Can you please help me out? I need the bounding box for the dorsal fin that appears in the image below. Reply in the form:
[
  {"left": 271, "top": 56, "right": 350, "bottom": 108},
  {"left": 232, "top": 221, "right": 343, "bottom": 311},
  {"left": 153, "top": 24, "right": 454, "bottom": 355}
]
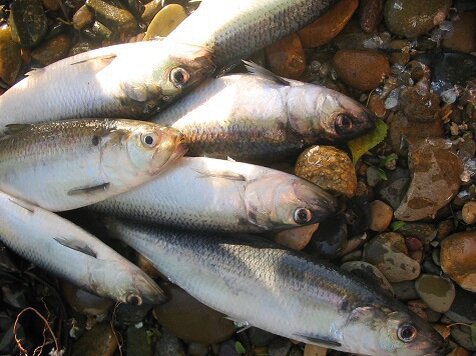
[
  {"left": 67, "top": 182, "right": 110, "bottom": 196},
  {"left": 293, "top": 333, "right": 342, "bottom": 347},
  {"left": 242, "top": 60, "right": 291, "bottom": 86}
]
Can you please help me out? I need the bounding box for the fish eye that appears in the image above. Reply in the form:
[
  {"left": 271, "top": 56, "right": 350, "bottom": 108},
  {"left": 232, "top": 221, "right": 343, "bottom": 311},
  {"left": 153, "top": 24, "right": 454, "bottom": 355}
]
[
  {"left": 170, "top": 67, "right": 190, "bottom": 88},
  {"left": 397, "top": 323, "right": 417, "bottom": 343},
  {"left": 335, "top": 114, "right": 354, "bottom": 135},
  {"left": 126, "top": 294, "right": 143, "bottom": 305},
  {"left": 293, "top": 208, "right": 313, "bottom": 225},
  {"left": 141, "top": 132, "right": 160, "bottom": 148}
]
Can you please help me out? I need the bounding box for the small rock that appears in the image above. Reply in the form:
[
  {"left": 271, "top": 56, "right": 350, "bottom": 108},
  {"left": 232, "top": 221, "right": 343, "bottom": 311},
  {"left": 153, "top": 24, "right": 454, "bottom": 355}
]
[
  {"left": 307, "top": 214, "right": 347, "bottom": 259},
  {"left": 31, "top": 33, "right": 71, "bottom": 66},
  {"left": 247, "top": 328, "right": 275, "bottom": 347},
  {"left": 399, "top": 86, "right": 441, "bottom": 122},
  {"left": 143, "top": 4, "right": 187, "bottom": 40},
  {"left": 397, "top": 223, "right": 437, "bottom": 245},
  {"left": 392, "top": 281, "right": 419, "bottom": 301},
  {"left": 369, "top": 200, "right": 393, "bottom": 232},
  {"left": 41, "top": 0, "right": 60, "bottom": 11},
  {"left": 71, "top": 323, "right": 118, "bottom": 356},
  {"left": 450, "top": 325, "right": 476, "bottom": 352},
  {"left": 86, "top": 0, "right": 137, "bottom": 33},
  {"left": 61, "top": 280, "right": 113, "bottom": 316},
  {"left": 265, "top": 33, "right": 306, "bottom": 80},
  {"left": 0, "top": 25, "right": 22, "bottom": 86},
  {"left": 303, "top": 344, "right": 327, "bottom": 356},
  {"left": 9, "top": 0, "right": 48, "bottom": 48},
  {"left": 441, "top": 231, "right": 476, "bottom": 292},
  {"left": 448, "top": 347, "right": 470, "bottom": 356},
  {"left": 443, "top": 11, "right": 476, "bottom": 53},
  {"left": 333, "top": 49, "right": 390, "bottom": 91},
  {"left": 375, "top": 168, "right": 411, "bottom": 210},
  {"left": 383, "top": 0, "right": 452, "bottom": 38},
  {"left": 73, "top": 5, "right": 95, "bottom": 30},
  {"left": 395, "top": 139, "right": 464, "bottom": 221},
  {"left": 218, "top": 340, "right": 239, "bottom": 356},
  {"left": 274, "top": 223, "right": 319, "bottom": 251},
  {"left": 405, "top": 237, "right": 424, "bottom": 263},
  {"left": 461, "top": 201, "right": 476, "bottom": 224},
  {"left": 188, "top": 342, "right": 209, "bottom": 356},
  {"left": 295, "top": 145, "right": 357, "bottom": 198},
  {"left": 268, "top": 337, "right": 292, "bottom": 356},
  {"left": 142, "top": 0, "right": 162, "bottom": 24},
  {"left": 68, "top": 40, "right": 96, "bottom": 56},
  {"left": 341, "top": 261, "right": 394, "bottom": 296},
  {"left": 388, "top": 40, "right": 410, "bottom": 66},
  {"left": 297, "top": 0, "right": 358, "bottom": 48},
  {"left": 359, "top": 0, "right": 383, "bottom": 33},
  {"left": 368, "top": 92, "right": 386, "bottom": 118},
  {"left": 445, "top": 286, "right": 476, "bottom": 324},
  {"left": 415, "top": 274, "right": 455, "bottom": 313},
  {"left": 153, "top": 283, "right": 235, "bottom": 344},
  {"left": 156, "top": 328, "right": 186, "bottom": 356},
  {"left": 127, "top": 326, "right": 152, "bottom": 356},
  {"left": 436, "top": 219, "right": 454, "bottom": 241},
  {"left": 114, "top": 303, "right": 153, "bottom": 327},
  {"left": 363, "top": 232, "right": 421, "bottom": 282}
]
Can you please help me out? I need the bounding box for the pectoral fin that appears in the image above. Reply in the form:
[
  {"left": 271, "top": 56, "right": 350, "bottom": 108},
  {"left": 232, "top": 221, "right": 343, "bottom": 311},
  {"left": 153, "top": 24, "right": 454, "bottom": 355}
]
[
  {"left": 193, "top": 169, "right": 246, "bottom": 182},
  {"left": 242, "top": 60, "right": 291, "bottom": 86},
  {"left": 67, "top": 182, "right": 110, "bottom": 196},
  {"left": 53, "top": 236, "right": 97, "bottom": 258},
  {"left": 293, "top": 333, "right": 341, "bottom": 347},
  {"left": 70, "top": 54, "right": 117, "bottom": 69}
]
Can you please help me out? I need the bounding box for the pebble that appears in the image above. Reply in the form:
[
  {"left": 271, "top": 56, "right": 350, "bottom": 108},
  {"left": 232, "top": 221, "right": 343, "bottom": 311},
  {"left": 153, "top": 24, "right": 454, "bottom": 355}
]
[
  {"left": 415, "top": 274, "right": 455, "bottom": 313},
  {"left": 41, "top": 0, "right": 60, "bottom": 11},
  {"left": 265, "top": 33, "right": 306, "bottom": 80},
  {"left": 359, "top": 0, "right": 383, "bottom": 33},
  {"left": 303, "top": 344, "right": 327, "bottom": 356},
  {"left": 448, "top": 347, "right": 470, "bottom": 356},
  {"left": 440, "top": 231, "right": 476, "bottom": 292},
  {"left": 442, "top": 11, "right": 476, "bottom": 53},
  {"left": 268, "top": 338, "right": 292, "bottom": 356},
  {"left": 83, "top": 21, "right": 113, "bottom": 42},
  {"left": 375, "top": 168, "right": 410, "bottom": 210},
  {"left": 153, "top": 283, "right": 235, "bottom": 344},
  {"left": 71, "top": 323, "right": 117, "bottom": 356},
  {"left": 450, "top": 325, "right": 476, "bottom": 352},
  {"left": 341, "top": 261, "right": 394, "bottom": 296},
  {"left": 397, "top": 223, "right": 437, "bottom": 245},
  {"left": 368, "top": 200, "right": 393, "bottom": 232},
  {"left": 368, "top": 92, "right": 386, "bottom": 118},
  {"left": 295, "top": 145, "right": 357, "bottom": 198},
  {"left": 144, "top": 4, "right": 187, "bottom": 40},
  {"left": 73, "top": 5, "right": 95, "bottom": 30},
  {"left": 86, "top": 0, "right": 137, "bottom": 33},
  {"left": 114, "top": 303, "right": 153, "bottom": 327},
  {"left": 395, "top": 139, "right": 464, "bottom": 221},
  {"left": 445, "top": 286, "right": 476, "bottom": 324},
  {"left": 405, "top": 236, "right": 424, "bottom": 263},
  {"left": 333, "top": 49, "right": 390, "bottom": 91},
  {"left": 0, "top": 25, "right": 22, "bottom": 86},
  {"left": 156, "top": 328, "right": 186, "bottom": 356},
  {"left": 461, "top": 201, "right": 476, "bottom": 224},
  {"left": 9, "top": 0, "right": 48, "bottom": 48},
  {"left": 31, "top": 34, "right": 72, "bottom": 66},
  {"left": 61, "top": 280, "right": 113, "bottom": 316},
  {"left": 247, "top": 328, "right": 275, "bottom": 347},
  {"left": 142, "top": 0, "right": 162, "bottom": 24},
  {"left": 127, "top": 326, "right": 152, "bottom": 356},
  {"left": 297, "top": 0, "right": 358, "bottom": 48},
  {"left": 188, "top": 342, "right": 209, "bottom": 356},
  {"left": 68, "top": 40, "right": 96, "bottom": 56},
  {"left": 391, "top": 280, "right": 419, "bottom": 301},
  {"left": 308, "top": 214, "right": 347, "bottom": 259},
  {"left": 399, "top": 86, "right": 441, "bottom": 122},
  {"left": 363, "top": 232, "right": 421, "bottom": 283},
  {"left": 274, "top": 223, "right": 319, "bottom": 251},
  {"left": 218, "top": 340, "right": 239, "bottom": 356},
  {"left": 388, "top": 40, "right": 410, "bottom": 66},
  {"left": 383, "top": 0, "right": 452, "bottom": 38}
]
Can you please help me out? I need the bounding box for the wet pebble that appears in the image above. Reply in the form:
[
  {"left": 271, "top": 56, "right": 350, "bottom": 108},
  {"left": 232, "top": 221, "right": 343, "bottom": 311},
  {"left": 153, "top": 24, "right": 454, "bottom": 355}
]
[
  {"left": 297, "top": 0, "right": 358, "bottom": 48},
  {"left": 82, "top": 21, "right": 113, "bottom": 42},
  {"left": 450, "top": 325, "right": 476, "bottom": 352},
  {"left": 368, "top": 92, "right": 386, "bottom": 118},
  {"left": 383, "top": 0, "right": 452, "bottom": 38},
  {"left": 341, "top": 261, "right": 394, "bottom": 296},
  {"left": 333, "top": 49, "right": 390, "bottom": 91},
  {"left": 445, "top": 286, "right": 476, "bottom": 324},
  {"left": 156, "top": 328, "right": 186, "bottom": 356},
  {"left": 274, "top": 223, "right": 319, "bottom": 251},
  {"left": 144, "top": 4, "right": 187, "bottom": 40},
  {"left": 71, "top": 323, "right": 118, "bottom": 356},
  {"left": 303, "top": 344, "right": 327, "bottom": 356},
  {"left": 308, "top": 214, "right": 347, "bottom": 259},
  {"left": 359, "top": 0, "right": 383, "bottom": 33},
  {"left": 142, "top": 0, "right": 162, "bottom": 24},
  {"left": 440, "top": 231, "right": 476, "bottom": 292},
  {"left": 461, "top": 200, "right": 476, "bottom": 224},
  {"left": 86, "top": 0, "right": 137, "bottom": 33},
  {"left": 375, "top": 168, "right": 410, "bottom": 210},
  {"left": 73, "top": 5, "right": 95, "bottom": 30},
  {"left": 0, "top": 25, "right": 22, "bottom": 86},
  {"left": 397, "top": 222, "right": 437, "bottom": 245},
  {"left": 9, "top": 0, "right": 48, "bottom": 48},
  {"left": 61, "top": 280, "right": 113, "bottom": 316},
  {"left": 153, "top": 283, "right": 235, "bottom": 344},
  {"left": 415, "top": 274, "right": 455, "bottom": 313},
  {"left": 442, "top": 11, "right": 476, "bottom": 53},
  {"left": 369, "top": 200, "right": 393, "bottom": 232},
  {"left": 265, "top": 33, "right": 306, "bottom": 80},
  {"left": 391, "top": 280, "right": 419, "bottom": 301},
  {"left": 295, "top": 145, "right": 357, "bottom": 198},
  {"left": 363, "top": 232, "right": 421, "bottom": 282},
  {"left": 31, "top": 33, "right": 71, "bottom": 66},
  {"left": 399, "top": 86, "right": 441, "bottom": 122},
  {"left": 388, "top": 40, "right": 410, "bottom": 66},
  {"left": 395, "top": 139, "right": 464, "bottom": 221}
]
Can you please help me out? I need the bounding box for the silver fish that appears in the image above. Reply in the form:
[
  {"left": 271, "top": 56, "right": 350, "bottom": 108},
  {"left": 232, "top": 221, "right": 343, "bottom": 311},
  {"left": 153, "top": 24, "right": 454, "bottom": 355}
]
[
  {"left": 91, "top": 157, "right": 338, "bottom": 232},
  {"left": 0, "top": 192, "right": 164, "bottom": 305},
  {"left": 107, "top": 219, "right": 446, "bottom": 356}
]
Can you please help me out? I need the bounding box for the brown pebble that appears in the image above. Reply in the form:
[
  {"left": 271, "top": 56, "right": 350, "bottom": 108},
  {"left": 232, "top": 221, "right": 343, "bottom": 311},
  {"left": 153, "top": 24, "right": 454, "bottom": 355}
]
[
  {"left": 72, "top": 323, "right": 118, "bottom": 356},
  {"left": 442, "top": 11, "right": 476, "bottom": 53},
  {"left": 0, "top": 25, "right": 22, "bottom": 86},
  {"left": 274, "top": 223, "right": 319, "bottom": 251},
  {"left": 368, "top": 93, "right": 386, "bottom": 118},
  {"left": 369, "top": 200, "right": 393, "bottom": 232},
  {"left": 303, "top": 344, "right": 327, "bottom": 356},
  {"left": 333, "top": 49, "right": 390, "bottom": 91},
  {"left": 297, "top": 0, "right": 358, "bottom": 48},
  {"left": 432, "top": 324, "right": 451, "bottom": 340},
  {"left": 31, "top": 34, "right": 72, "bottom": 66},
  {"left": 448, "top": 347, "right": 470, "bottom": 356},
  {"left": 41, "top": 0, "right": 60, "bottom": 11},
  {"left": 462, "top": 201, "right": 476, "bottom": 224},
  {"left": 388, "top": 40, "right": 411, "bottom": 66},
  {"left": 359, "top": 0, "right": 384, "bottom": 33},
  {"left": 399, "top": 86, "right": 441, "bottom": 122},
  {"left": 73, "top": 5, "right": 95, "bottom": 30},
  {"left": 265, "top": 33, "right": 306, "bottom": 80}
]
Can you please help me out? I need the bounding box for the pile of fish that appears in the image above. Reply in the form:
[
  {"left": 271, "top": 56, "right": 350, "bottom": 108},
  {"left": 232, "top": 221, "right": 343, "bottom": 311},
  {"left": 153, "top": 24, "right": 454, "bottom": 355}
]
[{"left": 0, "top": 0, "right": 447, "bottom": 355}]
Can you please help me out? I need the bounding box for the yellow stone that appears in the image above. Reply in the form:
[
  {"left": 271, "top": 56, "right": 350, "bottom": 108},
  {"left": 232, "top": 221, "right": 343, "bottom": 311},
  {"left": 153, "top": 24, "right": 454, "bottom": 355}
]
[
  {"left": 0, "top": 25, "right": 22, "bottom": 86},
  {"left": 143, "top": 4, "right": 187, "bottom": 40}
]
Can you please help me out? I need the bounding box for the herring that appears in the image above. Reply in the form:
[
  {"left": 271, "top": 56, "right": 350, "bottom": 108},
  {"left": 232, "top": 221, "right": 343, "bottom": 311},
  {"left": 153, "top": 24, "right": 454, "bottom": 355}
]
[
  {"left": 107, "top": 219, "right": 446, "bottom": 356},
  {"left": 0, "top": 119, "right": 187, "bottom": 211},
  {"left": 0, "top": 192, "right": 164, "bottom": 305},
  {"left": 90, "top": 157, "right": 338, "bottom": 232},
  {"left": 152, "top": 66, "right": 376, "bottom": 161},
  {"left": 0, "top": 40, "right": 214, "bottom": 130}
]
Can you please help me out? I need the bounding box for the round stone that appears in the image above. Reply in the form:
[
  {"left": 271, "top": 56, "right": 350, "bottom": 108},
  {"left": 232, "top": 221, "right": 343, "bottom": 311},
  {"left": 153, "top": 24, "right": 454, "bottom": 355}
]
[
  {"left": 369, "top": 200, "right": 393, "bottom": 232},
  {"left": 415, "top": 274, "right": 455, "bottom": 313}
]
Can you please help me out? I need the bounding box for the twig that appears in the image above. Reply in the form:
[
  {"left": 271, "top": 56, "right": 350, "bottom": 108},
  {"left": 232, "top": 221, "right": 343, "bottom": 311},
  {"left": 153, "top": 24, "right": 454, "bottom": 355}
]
[{"left": 111, "top": 302, "right": 124, "bottom": 356}]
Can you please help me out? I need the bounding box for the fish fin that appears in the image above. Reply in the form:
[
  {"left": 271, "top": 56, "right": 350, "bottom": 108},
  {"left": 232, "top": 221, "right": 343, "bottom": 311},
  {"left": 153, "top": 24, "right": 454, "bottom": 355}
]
[
  {"left": 193, "top": 169, "right": 246, "bottom": 181},
  {"left": 215, "top": 61, "right": 241, "bottom": 78},
  {"left": 4, "top": 124, "right": 33, "bottom": 135},
  {"left": 226, "top": 156, "right": 236, "bottom": 162},
  {"left": 147, "top": 36, "right": 166, "bottom": 42},
  {"left": 242, "top": 60, "right": 291, "bottom": 86},
  {"left": 67, "top": 182, "right": 110, "bottom": 196},
  {"left": 53, "top": 236, "right": 97, "bottom": 258},
  {"left": 70, "top": 54, "right": 117, "bottom": 69},
  {"left": 8, "top": 197, "right": 35, "bottom": 213},
  {"left": 25, "top": 67, "right": 44, "bottom": 76},
  {"left": 224, "top": 317, "right": 251, "bottom": 332},
  {"left": 293, "top": 333, "right": 341, "bottom": 347}
]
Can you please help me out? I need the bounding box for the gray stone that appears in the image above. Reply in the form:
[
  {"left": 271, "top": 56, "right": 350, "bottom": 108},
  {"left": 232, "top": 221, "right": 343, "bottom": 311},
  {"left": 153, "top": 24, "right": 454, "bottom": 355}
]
[
  {"left": 415, "top": 274, "right": 455, "bottom": 313},
  {"left": 392, "top": 281, "right": 419, "bottom": 301}
]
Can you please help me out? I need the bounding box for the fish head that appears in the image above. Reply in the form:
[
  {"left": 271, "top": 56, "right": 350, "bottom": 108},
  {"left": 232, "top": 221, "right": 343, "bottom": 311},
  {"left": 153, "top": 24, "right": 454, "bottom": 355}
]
[
  {"left": 340, "top": 304, "right": 446, "bottom": 355},
  {"left": 244, "top": 174, "right": 338, "bottom": 230}
]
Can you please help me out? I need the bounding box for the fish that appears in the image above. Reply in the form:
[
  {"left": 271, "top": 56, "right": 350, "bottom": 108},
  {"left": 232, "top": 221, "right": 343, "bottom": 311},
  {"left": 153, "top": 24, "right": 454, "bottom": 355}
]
[
  {"left": 0, "top": 40, "right": 215, "bottom": 130},
  {"left": 90, "top": 156, "right": 338, "bottom": 232},
  {"left": 0, "top": 119, "right": 187, "bottom": 211},
  {"left": 167, "top": 0, "right": 339, "bottom": 66},
  {"left": 106, "top": 219, "right": 446, "bottom": 356},
  {"left": 0, "top": 192, "right": 164, "bottom": 305},
  {"left": 152, "top": 65, "right": 376, "bottom": 161}
]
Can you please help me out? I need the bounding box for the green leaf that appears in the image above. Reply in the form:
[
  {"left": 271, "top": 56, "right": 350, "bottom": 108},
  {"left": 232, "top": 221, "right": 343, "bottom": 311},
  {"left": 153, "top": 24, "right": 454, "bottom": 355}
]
[
  {"left": 347, "top": 119, "right": 388, "bottom": 165},
  {"left": 377, "top": 168, "right": 388, "bottom": 181},
  {"left": 471, "top": 323, "right": 476, "bottom": 346},
  {"left": 235, "top": 341, "right": 246, "bottom": 354},
  {"left": 391, "top": 221, "right": 406, "bottom": 231}
]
